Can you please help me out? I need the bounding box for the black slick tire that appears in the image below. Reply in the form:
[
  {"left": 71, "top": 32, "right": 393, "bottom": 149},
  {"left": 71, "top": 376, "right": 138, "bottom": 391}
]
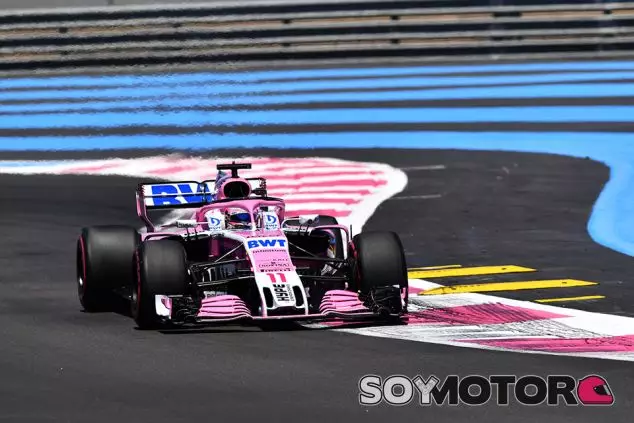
[
  {"left": 77, "top": 225, "right": 139, "bottom": 312},
  {"left": 132, "top": 240, "right": 188, "bottom": 329},
  {"left": 350, "top": 231, "right": 408, "bottom": 292}
]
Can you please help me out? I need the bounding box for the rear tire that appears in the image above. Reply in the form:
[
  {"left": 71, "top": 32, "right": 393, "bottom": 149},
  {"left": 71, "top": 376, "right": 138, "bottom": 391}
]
[
  {"left": 350, "top": 231, "right": 408, "bottom": 314},
  {"left": 132, "top": 240, "right": 188, "bottom": 329},
  {"left": 77, "top": 226, "right": 139, "bottom": 312}
]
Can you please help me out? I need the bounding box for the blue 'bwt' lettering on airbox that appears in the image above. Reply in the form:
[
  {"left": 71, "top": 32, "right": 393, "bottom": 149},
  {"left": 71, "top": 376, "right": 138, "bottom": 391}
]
[{"left": 247, "top": 239, "right": 287, "bottom": 249}]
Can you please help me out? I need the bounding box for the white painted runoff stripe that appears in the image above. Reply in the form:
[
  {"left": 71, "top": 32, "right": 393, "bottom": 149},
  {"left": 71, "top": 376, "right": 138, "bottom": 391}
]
[
  {"left": 332, "top": 279, "right": 634, "bottom": 362},
  {"left": 0, "top": 155, "right": 406, "bottom": 233}
]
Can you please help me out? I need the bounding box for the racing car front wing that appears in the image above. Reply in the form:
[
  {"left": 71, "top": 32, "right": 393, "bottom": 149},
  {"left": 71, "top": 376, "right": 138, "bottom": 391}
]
[{"left": 154, "top": 287, "right": 405, "bottom": 325}]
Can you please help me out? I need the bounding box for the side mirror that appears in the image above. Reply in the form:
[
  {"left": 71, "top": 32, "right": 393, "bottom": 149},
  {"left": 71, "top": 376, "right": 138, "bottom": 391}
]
[{"left": 299, "top": 214, "right": 318, "bottom": 225}]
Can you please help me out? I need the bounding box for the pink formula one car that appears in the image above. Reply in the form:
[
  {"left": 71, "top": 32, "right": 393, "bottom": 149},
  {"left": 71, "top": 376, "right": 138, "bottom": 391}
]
[{"left": 77, "top": 162, "right": 408, "bottom": 329}]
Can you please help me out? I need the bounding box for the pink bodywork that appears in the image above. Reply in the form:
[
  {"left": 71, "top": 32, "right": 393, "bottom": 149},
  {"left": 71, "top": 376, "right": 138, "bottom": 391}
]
[
  {"left": 190, "top": 292, "right": 373, "bottom": 321},
  {"left": 137, "top": 188, "right": 350, "bottom": 268},
  {"left": 136, "top": 183, "right": 378, "bottom": 322},
  {"left": 197, "top": 295, "right": 251, "bottom": 320},
  {"left": 319, "top": 290, "right": 369, "bottom": 314}
]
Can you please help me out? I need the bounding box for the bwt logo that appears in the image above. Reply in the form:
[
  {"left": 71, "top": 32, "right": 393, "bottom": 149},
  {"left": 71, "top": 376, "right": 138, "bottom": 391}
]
[
  {"left": 149, "top": 183, "right": 213, "bottom": 205},
  {"left": 247, "top": 239, "right": 287, "bottom": 249},
  {"left": 359, "top": 374, "right": 614, "bottom": 407},
  {"left": 266, "top": 215, "right": 277, "bottom": 224}
]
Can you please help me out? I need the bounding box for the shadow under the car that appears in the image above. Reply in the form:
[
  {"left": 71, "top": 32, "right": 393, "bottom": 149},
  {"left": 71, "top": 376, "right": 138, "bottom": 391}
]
[
  {"left": 153, "top": 318, "right": 407, "bottom": 334},
  {"left": 157, "top": 322, "right": 307, "bottom": 334}
]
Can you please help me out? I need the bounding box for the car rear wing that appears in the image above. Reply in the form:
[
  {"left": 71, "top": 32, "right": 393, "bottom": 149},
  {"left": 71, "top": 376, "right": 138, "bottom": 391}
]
[
  {"left": 138, "top": 181, "right": 216, "bottom": 210},
  {"left": 136, "top": 181, "right": 216, "bottom": 231}
]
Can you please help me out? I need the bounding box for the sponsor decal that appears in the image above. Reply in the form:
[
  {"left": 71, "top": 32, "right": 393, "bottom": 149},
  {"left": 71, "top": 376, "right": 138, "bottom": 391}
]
[
  {"left": 203, "top": 290, "right": 228, "bottom": 298},
  {"left": 250, "top": 244, "right": 294, "bottom": 272},
  {"left": 358, "top": 374, "right": 614, "bottom": 407},
  {"left": 265, "top": 274, "right": 294, "bottom": 302},
  {"left": 252, "top": 252, "right": 294, "bottom": 272},
  {"left": 272, "top": 283, "right": 294, "bottom": 303},
  {"left": 234, "top": 230, "right": 284, "bottom": 238},
  {"left": 204, "top": 211, "right": 225, "bottom": 232},
  {"left": 257, "top": 263, "right": 294, "bottom": 272},
  {"left": 263, "top": 212, "right": 280, "bottom": 231},
  {"left": 247, "top": 239, "right": 287, "bottom": 249},
  {"left": 144, "top": 182, "right": 214, "bottom": 207}
]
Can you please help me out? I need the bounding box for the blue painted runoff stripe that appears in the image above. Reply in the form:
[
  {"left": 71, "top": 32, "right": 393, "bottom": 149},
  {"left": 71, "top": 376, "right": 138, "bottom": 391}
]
[
  {"left": 4, "top": 106, "right": 634, "bottom": 128},
  {"left": 3, "top": 60, "right": 634, "bottom": 90},
  {"left": 0, "top": 131, "right": 622, "bottom": 150},
  {"left": 0, "top": 160, "right": 65, "bottom": 167},
  {"left": 1, "top": 83, "right": 633, "bottom": 115},
  {"left": 0, "top": 131, "right": 632, "bottom": 257},
  {"left": 2, "top": 71, "right": 634, "bottom": 102}
]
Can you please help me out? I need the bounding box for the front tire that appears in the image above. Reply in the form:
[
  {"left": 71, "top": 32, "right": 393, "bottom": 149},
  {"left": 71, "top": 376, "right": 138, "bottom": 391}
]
[
  {"left": 132, "top": 240, "right": 188, "bottom": 329},
  {"left": 77, "top": 226, "right": 139, "bottom": 312},
  {"left": 350, "top": 231, "right": 408, "bottom": 314}
]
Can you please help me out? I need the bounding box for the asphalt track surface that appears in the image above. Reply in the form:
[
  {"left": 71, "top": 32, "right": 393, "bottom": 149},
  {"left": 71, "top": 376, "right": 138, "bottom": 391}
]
[
  {"left": 1, "top": 0, "right": 634, "bottom": 418},
  {"left": 1, "top": 148, "right": 633, "bottom": 422}
]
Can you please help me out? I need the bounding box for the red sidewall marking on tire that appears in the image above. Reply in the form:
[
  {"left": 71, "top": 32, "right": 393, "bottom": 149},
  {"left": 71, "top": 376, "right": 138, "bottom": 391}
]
[
  {"left": 350, "top": 242, "right": 361, "bottom": 289},
  {"left": 79, "top": 235, "right": 87, "bottom": 290},
  {"left": 135, "top": 250, "right": 142, "bottom": 310}
]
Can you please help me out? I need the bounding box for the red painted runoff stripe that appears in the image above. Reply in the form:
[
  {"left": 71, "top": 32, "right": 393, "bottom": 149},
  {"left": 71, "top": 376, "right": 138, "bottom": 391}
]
[
  {"left": 463, "top": 334, "right": 634, "bottom": 353},
  {"left": 406, "top": 303, "right": 568, "bottom": 326},
  {"left": 0, "top": 156, "right": 407, "bottom": 231}
]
